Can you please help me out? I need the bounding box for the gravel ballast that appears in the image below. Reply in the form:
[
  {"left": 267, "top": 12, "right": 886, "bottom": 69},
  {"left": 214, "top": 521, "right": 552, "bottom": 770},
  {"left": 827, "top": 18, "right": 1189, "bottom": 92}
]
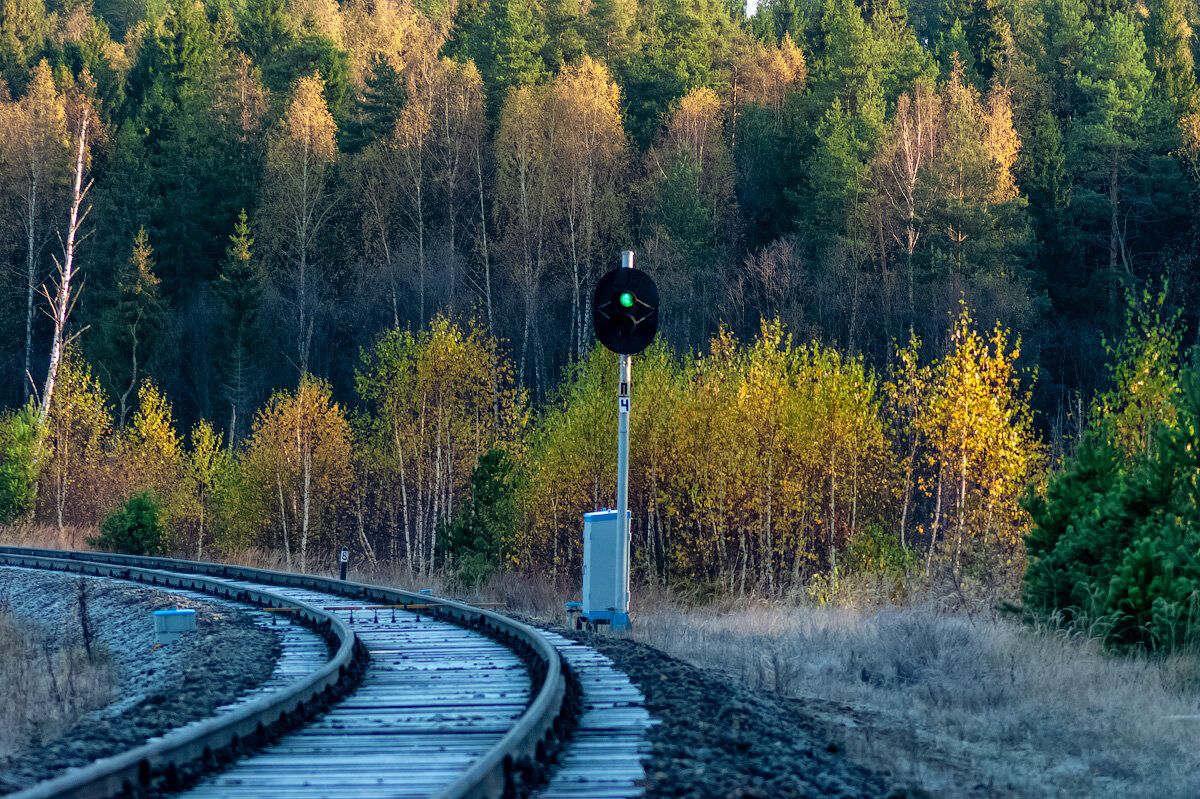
[
  {"left": 559, "top": 629, "right": 923, "bottom": 799},
  {"left": 0, "top": 568, "right": 282, "bottom": 794}
]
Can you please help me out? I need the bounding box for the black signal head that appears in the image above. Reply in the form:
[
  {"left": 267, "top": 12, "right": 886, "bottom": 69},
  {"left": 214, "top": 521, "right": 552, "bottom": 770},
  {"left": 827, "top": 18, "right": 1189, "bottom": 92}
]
[{"left": 593, "top": 267, "right": 659, "bottom": 354}]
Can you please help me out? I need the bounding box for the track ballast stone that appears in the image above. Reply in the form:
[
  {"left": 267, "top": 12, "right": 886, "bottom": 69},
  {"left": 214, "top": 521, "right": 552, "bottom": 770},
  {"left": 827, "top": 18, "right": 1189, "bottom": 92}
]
[
  {"left": 562, "top": 630, "right": 924, "bottom": 799},
  {"left": 0, "top": 568, "right": 282, "bottom": 794}
]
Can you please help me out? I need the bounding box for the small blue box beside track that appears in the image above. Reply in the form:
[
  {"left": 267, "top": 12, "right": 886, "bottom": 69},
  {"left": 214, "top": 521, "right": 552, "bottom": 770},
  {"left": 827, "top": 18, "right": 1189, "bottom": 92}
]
[{"left": 153, "top": 608, "right": 196, "bottom": 644}]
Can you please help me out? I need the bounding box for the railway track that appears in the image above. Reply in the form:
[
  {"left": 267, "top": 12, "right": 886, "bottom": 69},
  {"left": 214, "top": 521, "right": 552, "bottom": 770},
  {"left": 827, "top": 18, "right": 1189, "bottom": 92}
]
[{"left": 0, "top": 546, "right": 642, "bottom": 799}]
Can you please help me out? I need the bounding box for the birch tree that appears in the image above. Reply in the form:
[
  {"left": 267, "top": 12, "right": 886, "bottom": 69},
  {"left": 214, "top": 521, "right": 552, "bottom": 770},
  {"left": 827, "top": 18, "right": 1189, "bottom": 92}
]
[
  {"left": 244, "top": 375, "right": 352, "bottom": 573},
  {"left": 261, "top": 74, "right": 338, "bottom": 376},
  {"left": 1, "top": 60, "right": 70, "bottom": 401},
  {"left": 183, "top": 419, "right": 227, "bottom": 561},
  {"left": 38, "top": 100, "right": 91, "bottom": 427},
  {"left": 549, "top": 56, "right": 625, "bottom": 361},
  {"left": 356, "top": 318, "right": 523, "bottom": 574},
  {"left": 872, "top": 78, "right": 939, "bottom": 311},
  {"left": 495, "top": 84, "right": 556, "bottom": 390},
  {"left": 915, "top": 305, "right": 1044, "bottom": 574},
  {"left": 392, "top": 67, "right": 433, "bottom": 323},
  {"left": 41, "top": 350, "right": 110, "bottom": 533},
  {"left": 430, "top": 58, "right": 484, "bottom": 316}
]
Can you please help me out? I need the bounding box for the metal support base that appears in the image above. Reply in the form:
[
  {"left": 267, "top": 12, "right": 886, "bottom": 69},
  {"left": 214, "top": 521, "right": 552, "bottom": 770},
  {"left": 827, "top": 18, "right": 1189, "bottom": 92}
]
[{"left": 572, "top": 609, "right": 632, "bottom": 633}]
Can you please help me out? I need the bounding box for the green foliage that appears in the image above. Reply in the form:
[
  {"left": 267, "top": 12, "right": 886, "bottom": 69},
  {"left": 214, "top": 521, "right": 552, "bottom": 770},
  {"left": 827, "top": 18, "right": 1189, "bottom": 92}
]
[
  {"left": 0, "top": 0, "right": 47, "bottom": 91},
  {"left": 1092, "top": 286, "right": 1184, "bottom": 461},
  {"left": 346, "top": 55, "right": 406, "bottom": 151},
  {"left": 1021, "top": 433, "right": 1124, "bottom": 624},
  {"left": 0, "top": 401, "right": 42, "bottom": 523},
  {"left": 1067, "top": 12, "right": 1158, "bottom": 274},
  {"left": 97, "top": 227, "right": 166, "bottom": 426},
  {"left": 239, "top": 0, "right": 294, "bottom": 64},
  {"left": 1022, "top": 289, "right": 1200, "bottom": 652},
  {"left": 438, "top": 449, "right": 517, "bottom": 586},
  {"left": 620, "top": 0, "right": 741, "bottom": 147},
  {"left": 90, "top": 492, "right": 166, "bottom": 555},
  {"left": 1144, "top": 0, "right": 1199, "bottom": 116},
  {"left": 846, "top": 522, "right": 919, "bottom": 574},
  {"left": 1022, "top": 338, "right": 1200, "bottom": 652},
  {"left": 265, "top": 33, "right": 352, "bottom": 123},
  {"left": 215, "top": 209, "right": 263, "bottom": 441},
  {"left": 648, "top": 148, "right": 722, "bottom": 273},
  {"left": 478, "top": 0, "right": 547, "bottom": 117},
  {"left": 935, "top": 19, "right": 980, "bottom": 85}
]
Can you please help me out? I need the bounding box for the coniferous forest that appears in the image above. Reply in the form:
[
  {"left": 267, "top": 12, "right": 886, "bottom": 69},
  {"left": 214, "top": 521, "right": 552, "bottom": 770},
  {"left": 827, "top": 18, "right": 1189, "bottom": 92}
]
[{"left": 4, "top": 0, "right": 1200, "bottom": 645}]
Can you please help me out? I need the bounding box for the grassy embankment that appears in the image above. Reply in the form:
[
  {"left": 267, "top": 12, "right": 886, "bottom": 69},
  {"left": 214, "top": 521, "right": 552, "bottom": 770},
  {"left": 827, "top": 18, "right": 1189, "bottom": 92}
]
[
  {"left": 5, "top": 523, "right": 1199, "bottom": 796},
  {"left": 0, "top": 568, "right": 116, "bottom": 760}
]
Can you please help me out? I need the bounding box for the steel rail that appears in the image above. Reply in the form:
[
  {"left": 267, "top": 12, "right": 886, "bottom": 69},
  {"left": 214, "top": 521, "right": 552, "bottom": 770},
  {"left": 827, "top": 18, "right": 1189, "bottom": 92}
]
[
  {"left": 0, "top": 546, "right": 566, "bottom": 799},
  {"left": 0, "top": 550, "right": 357, "bottom": 799}
]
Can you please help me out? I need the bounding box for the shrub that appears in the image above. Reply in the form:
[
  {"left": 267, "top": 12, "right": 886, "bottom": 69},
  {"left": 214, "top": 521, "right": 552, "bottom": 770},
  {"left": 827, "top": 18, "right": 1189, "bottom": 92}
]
[
  {"left": 438, "top": 450, "right": 515, "bottom": 587},
  {"left": 1020, "top": 349, "right": 1200, "bottom": 652},
  {"left": 89, "top": 493, "right": 165, "bottom": 555},
  {"left": 0, "top": 402, "right": 42, "bottom": 524},
  {"left": 846, "top": 522, "right": 920, "bottom": 575}
]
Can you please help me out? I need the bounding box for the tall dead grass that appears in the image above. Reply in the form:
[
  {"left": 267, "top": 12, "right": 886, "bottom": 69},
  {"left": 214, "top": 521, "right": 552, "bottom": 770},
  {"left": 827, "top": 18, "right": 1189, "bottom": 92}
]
[
  {"left": 633, "top": 601, "right": 1200, "bottom": 797},
  {"left": 0, "top": 523, "right": 94, "bottom": 551},
  {"left": 215, "top": 547, "right": 570, "bottom": 616},
  {"left": 0, "top": 605, "right": 116, "bottom": 759}
]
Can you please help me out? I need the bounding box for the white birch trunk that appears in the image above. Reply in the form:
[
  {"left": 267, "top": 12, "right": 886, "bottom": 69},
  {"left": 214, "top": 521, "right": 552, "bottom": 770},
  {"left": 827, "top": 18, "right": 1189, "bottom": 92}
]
[{"left": 38, "top": 108, "right": 89, "bottom": 427}]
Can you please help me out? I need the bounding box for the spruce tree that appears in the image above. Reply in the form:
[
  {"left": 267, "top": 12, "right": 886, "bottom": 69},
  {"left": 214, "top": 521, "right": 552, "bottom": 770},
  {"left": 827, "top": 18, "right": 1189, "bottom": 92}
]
[
  {"left": 479, "top": 0, "right": 547, "bottom": 118},
  {"left": 215, "top": 210, "right": 262, "bottom": 443},
  {"left": 98, "top": 227, "right": 167, "bottom": 429}
]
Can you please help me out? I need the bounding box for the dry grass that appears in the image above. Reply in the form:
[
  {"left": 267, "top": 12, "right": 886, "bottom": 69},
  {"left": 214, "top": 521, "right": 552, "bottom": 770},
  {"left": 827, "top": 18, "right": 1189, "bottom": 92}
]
[
  {"left": 0, "top": 604, "right": 116, "bottom": 759},
  {"left": 189, "top": 546, "right": 570, "bottom": 617},
  {"left": 0, "top": 523, "right": 94, "bottom": 551},
  {"left": 632, "top": 600, "right": 1200, "bottom": 797}
]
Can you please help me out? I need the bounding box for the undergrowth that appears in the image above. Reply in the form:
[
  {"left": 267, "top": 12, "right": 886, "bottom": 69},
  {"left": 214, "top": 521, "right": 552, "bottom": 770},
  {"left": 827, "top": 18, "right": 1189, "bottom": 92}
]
[
  {"left": 631, "top": 598, "right": 1200, "bottom": 797},
  {"left": 0, "top": 587, "right": 116, "bottom": 759}
]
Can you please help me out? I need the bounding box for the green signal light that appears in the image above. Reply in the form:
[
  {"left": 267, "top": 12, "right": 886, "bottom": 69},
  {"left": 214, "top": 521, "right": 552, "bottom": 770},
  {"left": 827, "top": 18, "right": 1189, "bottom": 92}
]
[{"left": 619, "top": 291, "right": 635, "bottom": 308}]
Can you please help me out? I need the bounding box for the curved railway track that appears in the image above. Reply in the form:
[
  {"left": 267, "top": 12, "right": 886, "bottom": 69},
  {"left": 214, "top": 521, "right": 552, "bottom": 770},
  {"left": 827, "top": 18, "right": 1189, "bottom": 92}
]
[{"left": 0, "top": 546, "right": 575, "bottom": 799}]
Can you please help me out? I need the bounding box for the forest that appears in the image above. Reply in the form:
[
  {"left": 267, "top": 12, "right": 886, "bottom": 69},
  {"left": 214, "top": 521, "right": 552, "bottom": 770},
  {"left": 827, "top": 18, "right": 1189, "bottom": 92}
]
[{"left": 2, "top": 0, "right": 1200, "bottom": 618}]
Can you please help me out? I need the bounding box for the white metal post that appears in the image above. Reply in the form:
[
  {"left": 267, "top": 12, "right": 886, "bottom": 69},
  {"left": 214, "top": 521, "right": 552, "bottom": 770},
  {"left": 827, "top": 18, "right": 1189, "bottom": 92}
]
[{"left": 615, "top": 250, "right": 634, "bottom": 626}]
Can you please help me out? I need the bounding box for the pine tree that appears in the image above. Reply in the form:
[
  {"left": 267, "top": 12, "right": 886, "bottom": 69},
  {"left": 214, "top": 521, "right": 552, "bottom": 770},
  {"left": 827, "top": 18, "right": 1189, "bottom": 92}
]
[
  {"left": 540, "top": 0, "right": 585, "bottom": 72},
  {"left": 1035, "top": 0, "right": 1093, "bottom": 119},
  {"left": 0, "top": 0, "right": 47, "bottom": 90},
  {"left": 1017, "top": 108, "right": 1078, "bottom": 312},
  {"left": 1069, "top": 12, "right": 1153, "bottom": 276},
  {"left": 935, "top": 19, "right": 981, "bottom": 86},
  {"left": 239, "top": 0, "right": 294, "bottom": 65}
]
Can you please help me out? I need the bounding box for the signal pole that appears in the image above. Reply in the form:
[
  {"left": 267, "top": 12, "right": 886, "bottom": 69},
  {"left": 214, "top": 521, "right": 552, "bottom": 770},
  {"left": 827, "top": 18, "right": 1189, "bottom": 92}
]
[
  {"left": 615, "top": 251, "right": 634, "bottom": 615},
  {"left": 585, "top": 248, "right": 657, "bottom": 632}
]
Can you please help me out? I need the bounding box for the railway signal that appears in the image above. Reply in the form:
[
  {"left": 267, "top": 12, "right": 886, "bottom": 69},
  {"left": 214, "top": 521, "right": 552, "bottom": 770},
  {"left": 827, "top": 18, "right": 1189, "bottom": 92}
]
[
  {"left": 580, "top": 251, "right": 658, "bottom": 633},
  {"left": 593, "top": 262, "right": 658, "bottom": 355}
]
